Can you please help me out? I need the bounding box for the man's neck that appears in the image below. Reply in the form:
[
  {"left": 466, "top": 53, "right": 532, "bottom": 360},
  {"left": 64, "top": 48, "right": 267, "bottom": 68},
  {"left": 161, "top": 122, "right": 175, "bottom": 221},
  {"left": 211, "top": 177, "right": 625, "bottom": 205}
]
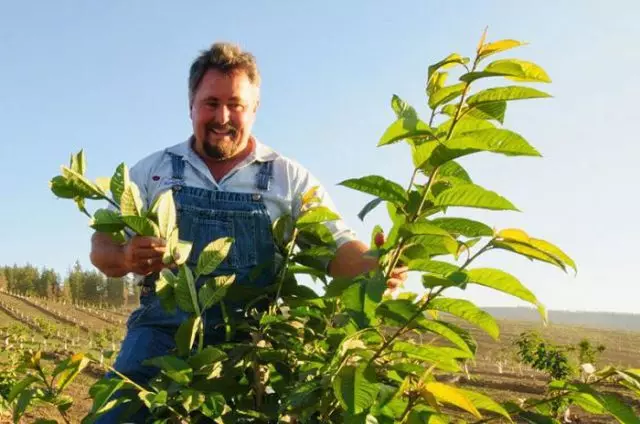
[{"left": 192, "top": 136, "right": 256, "bottom": 183}]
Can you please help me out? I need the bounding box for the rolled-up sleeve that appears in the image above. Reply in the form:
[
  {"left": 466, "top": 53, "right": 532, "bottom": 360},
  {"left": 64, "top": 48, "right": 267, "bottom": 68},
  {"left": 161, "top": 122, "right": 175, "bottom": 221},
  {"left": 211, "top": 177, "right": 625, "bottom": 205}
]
[{"left": 290, "top": 164, "right": 357, "bottom": 248}]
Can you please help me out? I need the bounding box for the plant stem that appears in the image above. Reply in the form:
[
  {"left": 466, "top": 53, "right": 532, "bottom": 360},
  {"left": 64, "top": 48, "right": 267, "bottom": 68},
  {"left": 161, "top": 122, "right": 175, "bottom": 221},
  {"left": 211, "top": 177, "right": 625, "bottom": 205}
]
[
  {"left": 370, "top": 243, "right": 492, "bottom": 365},
  {"left": 221, "top": 301, "right": 232, "bottom": 342},
  {"left": 399, "top": 396, "right": 417, "bottom": 423},
  {"left": 275, "top": 228, "right": 299, "bottom": 303}
]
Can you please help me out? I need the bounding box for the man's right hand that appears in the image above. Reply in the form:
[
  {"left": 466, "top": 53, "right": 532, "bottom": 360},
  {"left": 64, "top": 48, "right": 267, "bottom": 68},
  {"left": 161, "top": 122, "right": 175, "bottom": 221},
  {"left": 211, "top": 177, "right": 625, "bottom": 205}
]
[
  {"left": 123, "top": 236, "right": 167, "bottom": 276},
  {"left": 90, "top": 232, "right": 169, "bottom": 278}
]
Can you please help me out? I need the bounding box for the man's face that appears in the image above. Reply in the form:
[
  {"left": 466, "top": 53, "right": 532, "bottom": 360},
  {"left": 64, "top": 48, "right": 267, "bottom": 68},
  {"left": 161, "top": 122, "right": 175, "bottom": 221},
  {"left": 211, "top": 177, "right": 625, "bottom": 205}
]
[{"left": 190, "top": 69, "right": 259, "bottom": 160}]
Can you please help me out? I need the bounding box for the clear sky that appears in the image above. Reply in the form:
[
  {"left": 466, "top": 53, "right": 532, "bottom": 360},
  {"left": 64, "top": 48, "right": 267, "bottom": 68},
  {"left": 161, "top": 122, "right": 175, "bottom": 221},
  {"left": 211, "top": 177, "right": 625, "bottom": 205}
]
[{"left": 1, "top": 1, "right": 638, "bottom": 314}]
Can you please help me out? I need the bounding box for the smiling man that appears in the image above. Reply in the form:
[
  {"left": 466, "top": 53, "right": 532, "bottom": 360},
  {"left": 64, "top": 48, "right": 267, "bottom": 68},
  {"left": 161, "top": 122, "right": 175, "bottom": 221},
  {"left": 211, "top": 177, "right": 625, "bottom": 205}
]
[{"left": 90, "top": 42, "right": 406, "bottom": 422}]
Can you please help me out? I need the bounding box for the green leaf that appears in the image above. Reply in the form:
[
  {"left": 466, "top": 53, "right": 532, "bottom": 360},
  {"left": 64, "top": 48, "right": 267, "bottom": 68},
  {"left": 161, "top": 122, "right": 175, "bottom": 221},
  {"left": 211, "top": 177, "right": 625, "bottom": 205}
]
[
  {"left": 358, "top": 197, "right": 384, "bottom": 221},
  {"left": 110, "top": 163, "right": 129, "bottom": 204},
  {"left": 378, "top": 118, "right": 435, "bottom": 146},
  {"left": 492, "top": 240, "right": 566, "bottom": 271},
  {"left": 61, "top": 166, "right": 104, "bottom": 199},
  {"left": 430, "top": 217, "right": 492, "bottom": 237},
  {"left": 339, "top": 176, "right": 408, "bottom": 205},
  {"left": 333, "top": 364, "right": 379, "bottom": 415},
  {"left": 429, "top": 83, "right": 466, "bottom": 109},
  {"left": 297, "top": 206, "right": 340, "bottom": 225},
  {"left": 121, "top": 215, "right": 160, "bottom": 237},
  {"left": 88, "top": 378, "right": 125, "bottom": 415},
  {"left": 424, "top": 382, "right": 481, "bottom": 418},
  {"left": 187, "top": 346, "right": 227, "bottom": 370},
  {"left": 196, "top": 237, "right": 233, "bottom": 276},
  {"left": 407, "top": 259, "right": 459, "bottom": 275},
  {"left": 478, "top": 39, "right": 527, "bottom": 60},
  {"left": 467, "top": 86, "right": 551, "bottom": 106},
  {"left": 175, "top": 266, "right": 196, "bottom": 313},
  {"left": 469, "top": 102, "right": 507, "bottom": 124},
  {"left": 325, "top": 277, "right": 359, "bottom": 298},
  {"left": 175, "top": 316, "right": 201, "bottom": 356},
  {"left": 13, "top": 389, "right": 33, "bottom": 423},
  {"left": 155, "top": 273, "right": 177, "bottom": 313},
  {"left": 154, "top": 190, "right": 176, "bottom": 239},
  {"left": 444, "top": 102, "right": 508, "bottom": 124},
  {"left": 173, "top": 239, "right": 192, "bottom": 266},
  {"left": 529, "top": 238, "right": 577, "bottom": 272},
  {"left": 90, "top": 209, "right": 125, "bottom": 232},
  {"left": 95, "top": 176, "right": 111, "bottom": 194},
  {"left": 421, "top": 128, "right": 540, "bottom": 171},
  {"left": 399, "top": 222, "right": 455, "bottom": 239},
  {"left": 201, "top": 393, "right": 226, "bottom": 419},
  {"left": 554, "top": 382, "right": 640, "bottom": 424},
  {"left": 435, "top": 115, "right": 496, "bottom": 139},
  {"left": 178, "top": 389, "right": 205, "bottom": 412},
  {"left": 70, "top": 150, "right": 86, "bottom": 175},
  {"left": 415, "top": 320, "right": 475, "bottom": 354},
  {"left": 143, "top": 356, "right": 193, "bottom": 385},
  {"left": 465, "top": 268, "right": 544, "bottom": 319},
  {"left": 297, "top": 222, "right": 337, "bottom": 247},
  {"left": 49, "top": 175, "right": 78, "bottom": 199},
  {"left": 428, "top": 298, "right": 499, "bottom": 339},
  {"left": 55, "top": 353, "right": 90, "bottom": 391},
  {"left": 119, "top": 183, "right": 144, "bottom": 216},
  {"left": 428, "top": 53, "right": 470, "bottom": 79},
  {"left": 272, "top": 214, "right": 294, "bottom": 249},
  {"left": 437, "top": 161, "right": 472, "bottom": 183},
  {"left": 460, "top": 389, "right": 511, "bottom": 421},
  {"left": 7, "top": 375, "right": 39, "bottom": 402},
  {"left": 462, "top": 59, "right": 551, "bottom": 83},
  {"left": 199, "top": 275, "right": 235, "bottom": 310},
  {"left": 393, "top": 341, "right": 471, "bottom": 366},
  {"left": 434, "top": 184, "right": 518, "bottom": 211},
  {"left": 391, "top": 95, "right": 418, "bottom": 121}
]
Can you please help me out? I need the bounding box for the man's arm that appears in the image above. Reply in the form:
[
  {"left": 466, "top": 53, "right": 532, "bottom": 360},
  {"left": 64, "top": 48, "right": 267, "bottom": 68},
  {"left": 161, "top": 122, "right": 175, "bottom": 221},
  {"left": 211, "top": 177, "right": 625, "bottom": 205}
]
[
  {"left": 90, "top": 232, "right": 167, "bottom": 278},
  {"left": 328, "top": 240, "right": 406, "bottom": 289}
]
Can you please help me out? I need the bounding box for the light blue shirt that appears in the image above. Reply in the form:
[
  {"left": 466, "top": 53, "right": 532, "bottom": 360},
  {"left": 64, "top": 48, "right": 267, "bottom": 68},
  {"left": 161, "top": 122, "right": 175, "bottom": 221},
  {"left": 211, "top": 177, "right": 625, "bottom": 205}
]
[{"left": 127, "top": 138, "right": 357, "bottom": 248}]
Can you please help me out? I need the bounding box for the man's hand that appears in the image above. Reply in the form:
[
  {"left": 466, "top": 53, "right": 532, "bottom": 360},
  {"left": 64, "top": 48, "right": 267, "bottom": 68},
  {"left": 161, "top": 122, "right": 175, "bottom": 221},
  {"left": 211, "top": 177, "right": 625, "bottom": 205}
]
[
  {"left": 91, "top": 232, "right": 169, "bottom": 278},
  {"left": 385, "top": 264, "right": 408, "bottom": 291},
  {"left": 328, "top": 240, "right": 408, "bottom": 292},
  {"left": 123, "top": 236, "right": 167, "bottom": 276}
]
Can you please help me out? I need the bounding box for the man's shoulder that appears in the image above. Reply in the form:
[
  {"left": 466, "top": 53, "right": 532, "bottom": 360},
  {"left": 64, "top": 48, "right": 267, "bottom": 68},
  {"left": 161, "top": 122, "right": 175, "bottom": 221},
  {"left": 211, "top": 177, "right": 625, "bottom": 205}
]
[
  {"left": 127, "top": 140, "right": 189, "bottom": 186},
  {"left": 256, "top": 141, "right": 310, "bottom": 177},
  {"left": 130, "top": 141, "right": 188, "bottom": 173}
]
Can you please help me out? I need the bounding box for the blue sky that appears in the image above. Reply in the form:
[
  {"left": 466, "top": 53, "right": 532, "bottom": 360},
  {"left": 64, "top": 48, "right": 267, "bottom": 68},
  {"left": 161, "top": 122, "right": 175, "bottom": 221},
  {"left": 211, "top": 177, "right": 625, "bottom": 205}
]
[{"left": 1, "top": 1, "right": 638, "bottom": 314}]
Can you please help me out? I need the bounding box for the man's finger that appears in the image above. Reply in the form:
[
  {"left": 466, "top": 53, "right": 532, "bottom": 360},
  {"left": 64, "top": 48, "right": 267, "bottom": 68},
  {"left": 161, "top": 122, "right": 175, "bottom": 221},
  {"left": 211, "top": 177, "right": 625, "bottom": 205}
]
[
  {"left": 133, "top": 248, "right": 167, "bottom": 260},
  {"left": 386, "top": 277, "right": 404, "bottom": 289},
  {"left": 133, "top": 236, "right": 166, "bottom": 248}
]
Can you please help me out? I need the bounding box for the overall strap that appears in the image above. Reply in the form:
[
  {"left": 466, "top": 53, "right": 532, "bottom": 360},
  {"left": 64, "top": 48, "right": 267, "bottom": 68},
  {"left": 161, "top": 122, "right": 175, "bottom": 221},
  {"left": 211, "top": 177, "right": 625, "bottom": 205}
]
[
  {"left": 166, "top": 151, "right": 186, "bottom": 191},
  {"left": 255, "top": 160, "right": 274, "bottom": 191}
]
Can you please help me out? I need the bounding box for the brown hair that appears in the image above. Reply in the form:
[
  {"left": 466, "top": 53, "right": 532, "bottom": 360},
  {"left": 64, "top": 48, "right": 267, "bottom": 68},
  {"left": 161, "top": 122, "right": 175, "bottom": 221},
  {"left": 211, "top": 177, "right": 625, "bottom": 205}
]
[{"left": 188, "top": 42, "right": 260, "bottom": 106}]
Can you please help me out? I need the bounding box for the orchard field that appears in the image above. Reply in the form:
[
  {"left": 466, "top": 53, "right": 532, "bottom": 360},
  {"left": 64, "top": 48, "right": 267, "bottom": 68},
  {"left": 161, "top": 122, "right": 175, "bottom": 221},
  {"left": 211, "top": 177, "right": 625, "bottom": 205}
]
[{"left": 1, "top": 289, "right": 638, "bottom": 423}]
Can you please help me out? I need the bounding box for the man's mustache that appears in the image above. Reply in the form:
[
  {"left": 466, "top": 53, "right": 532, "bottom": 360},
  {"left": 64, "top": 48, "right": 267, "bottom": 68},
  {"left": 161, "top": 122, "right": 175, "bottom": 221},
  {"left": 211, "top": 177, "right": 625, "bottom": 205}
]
[{"left": 206, "top": 123, "right": 237, "bottom": 135}]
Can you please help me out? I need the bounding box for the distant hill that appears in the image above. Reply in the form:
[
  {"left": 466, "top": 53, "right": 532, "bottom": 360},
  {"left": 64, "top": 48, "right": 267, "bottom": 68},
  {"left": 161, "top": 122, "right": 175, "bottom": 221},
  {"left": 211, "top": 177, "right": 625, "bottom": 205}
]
[{"left": 483, "top": 307, "right": 640, "bottom": 332}]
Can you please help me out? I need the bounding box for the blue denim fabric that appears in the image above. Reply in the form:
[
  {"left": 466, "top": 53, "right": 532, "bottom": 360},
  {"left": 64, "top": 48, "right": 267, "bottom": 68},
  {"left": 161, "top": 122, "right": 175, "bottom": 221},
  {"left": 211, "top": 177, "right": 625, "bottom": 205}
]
[{"left": 95, "top": 152, "right": 276, "bottom": 423}]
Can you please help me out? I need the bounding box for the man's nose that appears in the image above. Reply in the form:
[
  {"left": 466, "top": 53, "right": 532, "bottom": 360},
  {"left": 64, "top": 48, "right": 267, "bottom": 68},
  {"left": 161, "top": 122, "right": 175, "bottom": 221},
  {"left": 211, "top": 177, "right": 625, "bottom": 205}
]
[{"left": 214, "top": 105, "right": 230, "bottom": 124}]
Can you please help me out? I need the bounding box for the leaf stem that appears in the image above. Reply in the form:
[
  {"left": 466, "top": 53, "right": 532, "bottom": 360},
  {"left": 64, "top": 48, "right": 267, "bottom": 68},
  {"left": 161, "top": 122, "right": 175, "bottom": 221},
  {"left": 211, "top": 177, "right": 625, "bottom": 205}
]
[
  {"left": 370, "top": 242, "right": 492, "bottom": 364},
  {"left": 275, "top": 228, "right": 299, "bottom": 303}
]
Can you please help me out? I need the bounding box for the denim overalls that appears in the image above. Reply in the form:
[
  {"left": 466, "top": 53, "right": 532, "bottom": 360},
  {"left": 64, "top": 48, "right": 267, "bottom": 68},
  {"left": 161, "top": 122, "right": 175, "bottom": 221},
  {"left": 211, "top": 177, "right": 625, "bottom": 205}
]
[{"left": 97, "top": 151, "right": 277, "bottom": 423}]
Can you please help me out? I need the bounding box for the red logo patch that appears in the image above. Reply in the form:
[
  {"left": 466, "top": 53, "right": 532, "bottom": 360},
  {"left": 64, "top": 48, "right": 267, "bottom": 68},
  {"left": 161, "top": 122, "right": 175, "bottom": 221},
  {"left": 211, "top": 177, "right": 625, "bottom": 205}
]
[{"left": 152, "top": 175, "right": 160, "bottom": 181}]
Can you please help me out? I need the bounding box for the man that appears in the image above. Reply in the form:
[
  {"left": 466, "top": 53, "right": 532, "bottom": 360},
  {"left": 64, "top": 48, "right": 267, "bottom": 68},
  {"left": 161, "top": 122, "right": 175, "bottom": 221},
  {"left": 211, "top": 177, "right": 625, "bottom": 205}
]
[{"left": 90, "top": 42, "right": 406, "bottom": 422}]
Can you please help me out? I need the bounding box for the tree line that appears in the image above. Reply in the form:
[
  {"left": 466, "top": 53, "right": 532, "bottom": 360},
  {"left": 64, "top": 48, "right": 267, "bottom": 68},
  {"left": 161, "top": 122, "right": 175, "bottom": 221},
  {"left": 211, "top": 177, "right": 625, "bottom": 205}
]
[{"left": 0, "top": 262, "right": 140, "bottom": 306}]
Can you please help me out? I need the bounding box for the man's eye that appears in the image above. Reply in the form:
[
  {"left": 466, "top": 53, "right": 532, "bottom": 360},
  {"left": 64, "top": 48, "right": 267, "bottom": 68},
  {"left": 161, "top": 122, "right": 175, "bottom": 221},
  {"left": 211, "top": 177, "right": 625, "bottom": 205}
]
[{"left": 230, "top": 103, "right": 245, "bottom": 111}]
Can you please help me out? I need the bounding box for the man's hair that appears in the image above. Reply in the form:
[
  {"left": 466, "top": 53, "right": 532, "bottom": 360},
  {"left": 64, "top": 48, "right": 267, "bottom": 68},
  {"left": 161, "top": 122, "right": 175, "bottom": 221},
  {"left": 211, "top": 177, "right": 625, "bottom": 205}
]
[{"left": 188, "top": 42, "right": 260, "bottom": 106}]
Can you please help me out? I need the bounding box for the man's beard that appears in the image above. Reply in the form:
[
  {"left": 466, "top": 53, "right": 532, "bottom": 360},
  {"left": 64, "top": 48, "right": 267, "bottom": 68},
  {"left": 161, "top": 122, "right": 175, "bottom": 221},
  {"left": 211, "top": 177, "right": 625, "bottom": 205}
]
[{"left": 202, "top": 123, "right": 241, "bottom": 160}]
